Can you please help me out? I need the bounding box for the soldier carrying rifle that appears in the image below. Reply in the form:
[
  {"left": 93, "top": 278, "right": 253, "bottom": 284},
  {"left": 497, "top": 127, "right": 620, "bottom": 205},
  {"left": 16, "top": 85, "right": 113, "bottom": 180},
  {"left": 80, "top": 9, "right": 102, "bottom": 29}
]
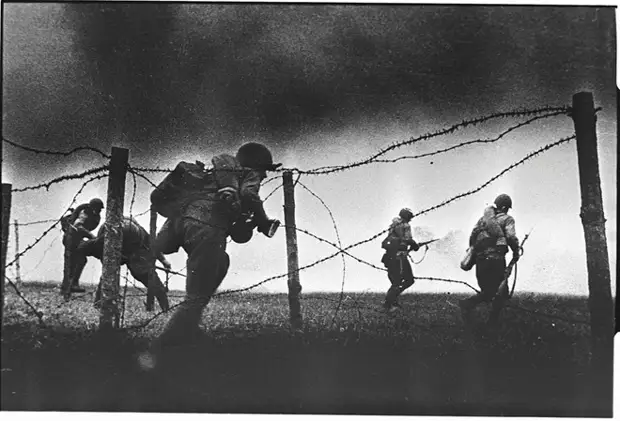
[{"left": 380, "top": 208, "right": 437, "bottom": 312}]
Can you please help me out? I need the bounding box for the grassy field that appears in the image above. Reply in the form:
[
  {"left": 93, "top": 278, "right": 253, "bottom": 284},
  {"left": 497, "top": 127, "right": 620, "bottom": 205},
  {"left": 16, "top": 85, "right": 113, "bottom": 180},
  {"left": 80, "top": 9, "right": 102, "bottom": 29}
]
[{"left": 0, "top": 281, "right": 612, "bottom": 416}]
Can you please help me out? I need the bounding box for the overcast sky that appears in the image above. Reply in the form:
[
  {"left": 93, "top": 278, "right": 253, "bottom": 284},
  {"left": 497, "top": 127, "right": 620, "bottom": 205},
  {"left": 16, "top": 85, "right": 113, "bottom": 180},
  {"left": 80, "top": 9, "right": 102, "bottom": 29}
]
[{"left": 2, "top": 3, "right": 616, "bottom": 297}]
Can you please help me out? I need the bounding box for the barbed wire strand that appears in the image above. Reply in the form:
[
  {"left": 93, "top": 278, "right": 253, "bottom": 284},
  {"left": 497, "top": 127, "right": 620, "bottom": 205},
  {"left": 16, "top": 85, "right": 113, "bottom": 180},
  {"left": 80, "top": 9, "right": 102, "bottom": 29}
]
[
  {"left": 294, "top": 106, "right": 570, "bottom": 175},
  {"left": 12, "top": 219, "right": 58, "bottom": 227},
  {"left": 216, "top": 135, "right": 576, "bottom": 297},
  {"left": 11, "top": 165, "right": 109, "bottom": 193},
  {"left": 5, "top": 172, "right": 109, "bottom": 270},
  {"left": 3, "top": 136, "right": 110, "bottom": 159},
  {"left": 296, "top": 181, "right": 348, "bottom": 324},
  {"left": 371, "top": 111, "right": 569, "bottom": 166},
  {"left": 4, "top": 275, "right": 45, "bottom": 324}
]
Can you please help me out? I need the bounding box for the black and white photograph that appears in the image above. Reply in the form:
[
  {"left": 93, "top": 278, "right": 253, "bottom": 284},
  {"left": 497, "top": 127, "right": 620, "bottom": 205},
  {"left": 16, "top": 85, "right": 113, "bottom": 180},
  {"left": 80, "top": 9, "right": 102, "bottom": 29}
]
[{"left": 1, "top": 1, "right": 617, "bottom": 417}]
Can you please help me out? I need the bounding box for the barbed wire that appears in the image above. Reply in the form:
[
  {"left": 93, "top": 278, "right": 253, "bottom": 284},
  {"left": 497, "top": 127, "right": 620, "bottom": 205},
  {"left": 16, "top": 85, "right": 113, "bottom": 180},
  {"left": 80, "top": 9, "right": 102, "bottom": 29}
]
[
  {"left": 3, "top": 136, "right": 111, "bottom": 159},
  {"left": 369, "top": 110, "right": 569, "bottom": 166},
  {"left": 296, "top": 181, "right": 348, "bottom": 324},
  {"left": 292, "top": 105, "right": 570, "bottom": 175},
  {"left": 4, "top": 275, "right": 45, "bottom": 324},
  {"left": 20, "top": 237, "right": 60, "bottom": 279},
  {"left": 12, "top": 219, "right": 58, "bottom": 227},
  {"left": 4, "top": 173, "right": 109, "bottom": 269},
  {"left": 11, "top": 165, "right": 109, "bottom": 193},
  {"left": 218, "top": 134, "right": 575, "bottom": 297},
  {"left": 262, "top": 183, "right": 283, "bottom": 202}
]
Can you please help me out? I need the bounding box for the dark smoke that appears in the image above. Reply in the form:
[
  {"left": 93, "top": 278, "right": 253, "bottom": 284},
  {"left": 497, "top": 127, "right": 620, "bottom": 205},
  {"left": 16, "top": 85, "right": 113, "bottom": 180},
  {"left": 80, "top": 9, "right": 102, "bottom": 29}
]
[{"left": 4, "top": 4, "right": 615, "bottom": 152}]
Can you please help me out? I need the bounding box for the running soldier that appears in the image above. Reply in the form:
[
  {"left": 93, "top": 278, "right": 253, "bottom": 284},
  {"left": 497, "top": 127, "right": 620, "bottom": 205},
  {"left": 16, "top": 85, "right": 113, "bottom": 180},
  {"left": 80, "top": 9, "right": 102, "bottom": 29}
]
[
  {"left": 140, "top": 142, "right": 281, "bottom": 367},
  {"left": 60, "top": 198, "right": 104, "bottom": 298},
  {"left": 381, "top": 208, "right": 421, "bottom": 312},
  {"left": 78, "top": 215, "right": 171, "bottom": 312},
  {"left": 459, "top": 194, "right": 520, "bottom": 325}
]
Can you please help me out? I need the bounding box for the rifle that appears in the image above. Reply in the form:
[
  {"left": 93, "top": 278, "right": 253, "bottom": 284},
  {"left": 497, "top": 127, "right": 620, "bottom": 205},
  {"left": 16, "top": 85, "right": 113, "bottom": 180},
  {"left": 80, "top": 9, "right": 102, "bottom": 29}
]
[
  {"left": 498, "top": 226, "right": 534, "bottom": 298},
  {"left": 417, "top": 238, "right": 439, "bottom": 248}
]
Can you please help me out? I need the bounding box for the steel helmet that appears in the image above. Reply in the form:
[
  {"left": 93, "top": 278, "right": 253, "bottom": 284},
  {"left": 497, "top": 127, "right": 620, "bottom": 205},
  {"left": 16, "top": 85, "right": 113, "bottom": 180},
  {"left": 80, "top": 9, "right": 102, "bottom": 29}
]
[
  {"left": 399, "top": 208, "right": 414, "bottom": 220},
  {"left": 494, "top": 194, "right": 512, "bottom": 210},
  {"left": 89, "top": 198, "right": 104, "bottom": 210},
  {"left": 236, "top": 142, "right": 281, "bottom": 171}
]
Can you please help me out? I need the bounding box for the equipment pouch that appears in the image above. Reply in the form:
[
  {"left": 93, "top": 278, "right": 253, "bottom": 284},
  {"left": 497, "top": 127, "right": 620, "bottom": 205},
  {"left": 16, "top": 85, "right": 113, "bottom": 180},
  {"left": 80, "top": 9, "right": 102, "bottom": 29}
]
[{"left": 151, "top": 161, "right": 214, "bottom": 218}]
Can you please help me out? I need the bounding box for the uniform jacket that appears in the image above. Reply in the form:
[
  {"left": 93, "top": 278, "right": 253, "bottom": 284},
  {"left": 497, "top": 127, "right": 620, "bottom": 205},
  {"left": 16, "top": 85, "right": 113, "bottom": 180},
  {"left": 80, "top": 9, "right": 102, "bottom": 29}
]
[
  {"left": 469, "top": 206, "right": 519, "bottom": 258},
  {"left": 385, "top": 217, "right": 419, "bottom": 254}
]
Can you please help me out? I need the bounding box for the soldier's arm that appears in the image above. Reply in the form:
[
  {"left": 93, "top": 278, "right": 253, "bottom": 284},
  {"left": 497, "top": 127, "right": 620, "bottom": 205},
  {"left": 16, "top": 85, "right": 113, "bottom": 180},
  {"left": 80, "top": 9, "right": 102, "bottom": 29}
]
[
  {"left": 469, "top": 217, "right": 484, "bottom": 247},
  {"left": 212, "top": 154, "right": 241, "bottom": 194},
  {"left": 240, "top": 169, "right": 272, "bottom": 227},
  {"left": 156, "top": 252, "right": 171, "bottom": 270},
  {"left": 403, "top": 224, "right": 420, "bottom": 251},
  {"left": 74, "top": 210, "right": 96, "bottom": 240},
  {"left": 504, "top": 216, "right": 519, "bottom": 254}
]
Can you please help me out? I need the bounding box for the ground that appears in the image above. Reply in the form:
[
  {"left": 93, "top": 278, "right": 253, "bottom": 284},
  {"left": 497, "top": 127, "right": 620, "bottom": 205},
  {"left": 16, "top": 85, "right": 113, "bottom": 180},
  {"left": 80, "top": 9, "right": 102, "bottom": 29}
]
[{"left": 0, "top": 281, "right": 613, "bottom": 416}]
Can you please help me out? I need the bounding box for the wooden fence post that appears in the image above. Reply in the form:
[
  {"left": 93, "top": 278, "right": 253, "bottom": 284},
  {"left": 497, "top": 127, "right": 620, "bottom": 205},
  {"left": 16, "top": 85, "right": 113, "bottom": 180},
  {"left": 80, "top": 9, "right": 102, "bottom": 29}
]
[
  {"left": 99, "top": 147, "right": 129, "bottom": 331},
  {"left": 146, "top": 207, "right": 157, "bottom": 311},
  {"left": 14, "top": 220, "right": 21, "bottom": 283},
  {"left": 283, "top": 171, "right": 302, "bottom": 329},
  {"left": 571, "top": 92, "right": 613, "bottom": 407},
  {"left": 1, "top": 184, "right": 12, "bottom": 329}
]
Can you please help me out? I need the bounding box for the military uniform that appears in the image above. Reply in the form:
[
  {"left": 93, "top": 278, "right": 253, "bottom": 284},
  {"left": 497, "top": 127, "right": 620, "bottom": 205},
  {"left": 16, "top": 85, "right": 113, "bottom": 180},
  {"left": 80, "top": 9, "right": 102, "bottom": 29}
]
[
  {"left": 60, "top": 199, "right": 103, "bottom": 297},
  {"left": 79, "top": 216, "right": 170, "bottom": 311},
  {"left": 460, "top": 195, "right": 519, "bottom": 323},
  {"left": 382, "top": 210, "right": 420, "bottom": 310},
  {"left": 152, "top": 146, "right": 278, "bottom": 347}
]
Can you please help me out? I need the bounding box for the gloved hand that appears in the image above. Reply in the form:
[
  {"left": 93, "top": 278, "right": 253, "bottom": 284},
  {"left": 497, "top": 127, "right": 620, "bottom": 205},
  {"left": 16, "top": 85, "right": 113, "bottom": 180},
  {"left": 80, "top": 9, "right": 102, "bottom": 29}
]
[
  {"left": 258, "top": 219, "right": 280, "bottom": 238},
  {"left": 512, "top": 250, "right": 520, "bottom": 263},
  {"left": 162, "top": 259, "right": 172, "bottom": 271}
]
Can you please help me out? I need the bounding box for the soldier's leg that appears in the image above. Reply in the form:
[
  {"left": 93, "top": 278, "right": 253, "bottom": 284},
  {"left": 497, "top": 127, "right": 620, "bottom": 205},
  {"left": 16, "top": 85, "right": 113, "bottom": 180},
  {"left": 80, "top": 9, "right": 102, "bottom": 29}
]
[
  {"left": 398, "top": 257, "right": 415, "bottom": 294},
  {"left": 70, "top": 249, "right": 88, "bottom": 292},
  {"left": 61, "top": 232, "right": 75, "bottom": 297},
  {"left": 153, "top": 219, "right": 181, "bottom": 255},
  {"left": 384, "top": 257, "right": 402, "bottom": 308},
  {"left": 128, "top": 257, "right": 170, "bottom": 312},
  {"left": 487, "top": 259, "right": 508, "bottom": 324},
  {"left": 156, "top": 239, "right": 229, "bottom": 347}
]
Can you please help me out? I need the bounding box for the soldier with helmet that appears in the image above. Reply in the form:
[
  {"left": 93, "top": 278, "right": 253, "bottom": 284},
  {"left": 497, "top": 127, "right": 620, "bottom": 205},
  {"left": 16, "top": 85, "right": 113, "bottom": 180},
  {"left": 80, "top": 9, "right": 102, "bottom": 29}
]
[
  {"left": 459, "top": 193, "right": 520, "bottom": 325},
  {"left": 143, "top": 142, "right": 281, "bottom": 359},
  {"left": 60, "top": 197, "right": 104, "bottom": 299},
  {"left": 381, "top": 207, "right": 421, "bottom": 312}
]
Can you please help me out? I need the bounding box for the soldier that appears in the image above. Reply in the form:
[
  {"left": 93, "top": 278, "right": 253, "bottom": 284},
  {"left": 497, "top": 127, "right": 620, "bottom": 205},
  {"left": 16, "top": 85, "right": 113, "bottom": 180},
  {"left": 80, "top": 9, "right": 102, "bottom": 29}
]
[
  {"left": 78, "top": 216, "right": 171, "bottom": 312},
  {"left": 381, "top": 208, "right": 421, "bottom": 312},
  {"left": 140, "top": 142, "right": 281, "bottom": 367},
  {"left": 459, "top": 193, "right": 520, "bottom": 325},
  {"left": 60, "top": 198, "right": 104, "bottom": 298}
]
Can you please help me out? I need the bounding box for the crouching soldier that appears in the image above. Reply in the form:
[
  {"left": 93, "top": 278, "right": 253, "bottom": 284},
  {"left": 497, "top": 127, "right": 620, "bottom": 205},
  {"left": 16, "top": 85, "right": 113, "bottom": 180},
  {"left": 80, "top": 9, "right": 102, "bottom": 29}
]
[
  {"left": 60, "top": 198, "right": 104, "bottom": 299},
  {"left": 381, "top": 208, "right": 420, "bottom": 312},
  {"left": 459, "top": 193, "right": 520, "bottom": 325},
  {"left": 140, "top": 142, "right": 281, "bottom": 367},
  {"left": 78, "top": 215, "right": 171, "bottom": 312}
]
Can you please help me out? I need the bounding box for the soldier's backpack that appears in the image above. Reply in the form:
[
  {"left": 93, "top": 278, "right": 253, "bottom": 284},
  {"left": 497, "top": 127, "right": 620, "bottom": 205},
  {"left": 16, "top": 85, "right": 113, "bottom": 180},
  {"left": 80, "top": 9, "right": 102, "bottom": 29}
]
[{"left": 150, "top": 161, "right": 216, "bottom": 218}]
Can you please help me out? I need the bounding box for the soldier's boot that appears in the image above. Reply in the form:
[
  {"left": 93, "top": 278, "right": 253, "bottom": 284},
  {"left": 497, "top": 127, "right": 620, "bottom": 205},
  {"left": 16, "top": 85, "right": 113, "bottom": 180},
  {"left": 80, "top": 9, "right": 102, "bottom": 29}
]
[
  {"left": 70, "top": 254, "right": 87, "bottom": 293},
  {"left": 384, "top": 285, "right": 401, "bottom": 312},
  {"left": 155, "top": 289, "right": 170, "bottom": 312}
]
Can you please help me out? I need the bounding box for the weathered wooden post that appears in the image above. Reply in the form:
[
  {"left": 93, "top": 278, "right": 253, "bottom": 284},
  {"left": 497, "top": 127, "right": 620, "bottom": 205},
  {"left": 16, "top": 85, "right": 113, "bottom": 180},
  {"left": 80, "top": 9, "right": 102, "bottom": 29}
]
[
  {"left": 570, "top": 92, "right": 613, "bottom": 408},
  {"left": 283, "top": 171, "right": 302, "bottom": 330},
  {"left": 13, "top": 220, "right": 21, "bottom": 283},
  {"left": 1, "top": 184, "right": 12, "bottom": 328},
  {"left": 146, "top": 207, "right": 157, "bottom": 311},
  {"left": 99, "top": 147, "right": 129, "bottom": 331}
]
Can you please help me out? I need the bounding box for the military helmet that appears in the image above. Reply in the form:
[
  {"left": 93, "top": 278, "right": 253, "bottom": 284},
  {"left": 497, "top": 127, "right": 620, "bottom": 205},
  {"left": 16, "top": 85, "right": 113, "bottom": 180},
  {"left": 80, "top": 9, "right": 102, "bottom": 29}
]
[
  {"left": 399, "top": 208, "right": 414, "bottom": 220},
  {"left": 89, "top": 198, "right": 104, "bottom": 210},
  {"left": 494, "top": 194, "right": 512, "bottom": 210},
  {"left": 236, "top": 142, "right": 281, "bottom": 171}
]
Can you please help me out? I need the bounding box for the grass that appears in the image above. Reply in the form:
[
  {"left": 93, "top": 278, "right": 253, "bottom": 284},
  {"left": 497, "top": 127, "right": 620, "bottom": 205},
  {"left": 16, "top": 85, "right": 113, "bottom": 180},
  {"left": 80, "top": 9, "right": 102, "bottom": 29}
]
[{"left": 0, "top": 281, "right": 612, "bottom": 416}]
